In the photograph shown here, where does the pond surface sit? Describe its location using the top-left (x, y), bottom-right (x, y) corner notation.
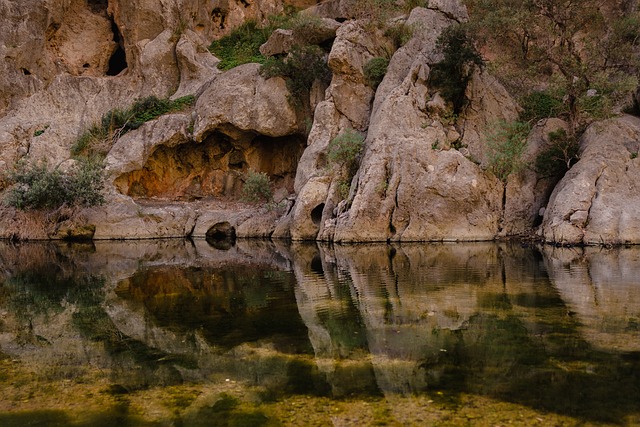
top-left (0, 239), bottom-right (639, 426)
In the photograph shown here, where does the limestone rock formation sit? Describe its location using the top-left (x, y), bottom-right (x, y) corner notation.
top-left (541, 115), bottom-right (640, 245)
top-left (259, 18), bottom-right (340, 56)
top-left (291, 6), bottom-right (507, 242)
top-left (194, 63), bottom-right (300, 139)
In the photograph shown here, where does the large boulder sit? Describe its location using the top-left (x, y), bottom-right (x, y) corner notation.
top-left (541, 115), bottom-right (640, 245)
top-left (194, 63), bottom-right (300, 139)
top-left (259, 18), bottom-right (341, 56)
top-left (331, 6), bottom-right (504, 242)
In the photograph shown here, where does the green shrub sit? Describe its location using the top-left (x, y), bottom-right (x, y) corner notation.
top-left (534, 129), bottom-right (579, 178)
top-left (429, 25), bottom-right (483, 114)
top-left (4, 159), bottom-right (105, 210)
top-left (72, 95), bottom-right (195, 158)
top-left (364, 57), bottom-right (389, 89)
top-left (242, 170), bottom-right (273, 203)
top-left (486, 120), bottom-right (531, 182)
top-left (328, 129), bottom-right (365, 170)
top-left (209, 21), bottom-right (272, 71)
top-left (520, 91), bottom-right (566, 122)
top-left (260, 45), bottom-right (331, 108)
top-left (384, 23), bottom-right (414, 49)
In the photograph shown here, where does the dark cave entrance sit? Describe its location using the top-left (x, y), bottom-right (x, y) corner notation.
top-left (107, 17), bottom-right (127, 76)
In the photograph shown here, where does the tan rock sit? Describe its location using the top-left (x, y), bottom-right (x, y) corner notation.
top-left (542, 115), bottom-right (640, 245)
top-left (194, 63), bottom-right (300, 139)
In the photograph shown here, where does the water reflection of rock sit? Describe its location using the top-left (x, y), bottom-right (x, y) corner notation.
top-left (543, 245), bottom-right (640, 352)
top-left (1, 239), bottom-right (639, 419)
top-left (0, 239), bottom-right (308, 393)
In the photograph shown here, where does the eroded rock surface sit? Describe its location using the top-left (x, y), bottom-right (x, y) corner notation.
top-left (541, 115), bottom-right (640, 245)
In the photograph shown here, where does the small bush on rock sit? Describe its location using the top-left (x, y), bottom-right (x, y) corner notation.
top-left (209, 21), bottom-right (272, 70)
top-left (486, 120), bottom-right (531, 182)
top-left (534, 129), bottom-right (580, 178)
top-left (328, 129), bottom-right (365, 171)
top-left (4, 159), bottom-right (105, 210)
top-left (429, 25), bottom-right (483, 114)
top-left (364, 57), bottom-right (389, 89)
top-left (520, 91), bottom-right (566, 123)
top-left (72, 95), bottom-right (194, 158)
top-left (260, 45), bottom-right (331, 109)
top-left (242, 170), bottom-right (273, 204)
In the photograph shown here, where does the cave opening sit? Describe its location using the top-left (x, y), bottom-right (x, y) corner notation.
top-left (114, 132), bottom-right (306, 202)
top-left (87, 0), bottom-right (109, 14)
top-left (311, 204), bottom-right (324, 226)
top-left (107, 18), bottom-right (127, 76)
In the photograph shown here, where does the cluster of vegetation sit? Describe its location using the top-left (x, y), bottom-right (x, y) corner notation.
top-left (534, 128), bottom-right (580, 178)
top-left (208, 12), bottom-right (327, 71)
top-left (3, 159), bottom-right (105, 210)
top-left (241, 169), bottom-right (273, 204)
top-left (467, 0), bottom-right (640, 129)
top-left (260, 45), bottom-right (331, 109)
top-left (208, 21), bottom-right (274, 71)
top-left (429, 25), bottom-right (484, 115)
top-left (328, 129), bottom-right (365, 200)
top-left (72, 95), bottom-right (194, 158)
top-left (485, 120), bottom-right (531, 182)
top-left (328, 129), bottom-right (365, 171)
top-left (364, 57), bottom-right (389, 89)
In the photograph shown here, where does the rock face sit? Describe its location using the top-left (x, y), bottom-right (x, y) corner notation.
top-left (290, 6), bottom-right (507, 242)
top-left (541, 115), bottom-right (640, 245)
top-left (1, 0), bottom-right (637, 244)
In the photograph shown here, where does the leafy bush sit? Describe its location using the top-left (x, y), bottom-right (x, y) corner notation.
top-left (364, 57), bottom-right (389, 89)
top-left (534, 129), bottom-right (579, 178)
top-left (4, 159), bottom-right (105, 210)
top-left (520, 91), bottom-right (566, 122)
top-left (486, 120), bottom-right (531, 182)
top-left (328, 129), bottom-right (365, 170)
top-left (242, 170), bottom-right (273, 203)
top-left (260, 45), bottom-right (331, 108)
top-left (72, 95), bottom-right (195, 158)
top-left (209, 21), bottom-right (273, 71)
top-left (429, 25), bottom-right (483, 114)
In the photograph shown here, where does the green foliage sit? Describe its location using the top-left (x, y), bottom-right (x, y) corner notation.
top-left (337, 179), bottom-right (351, 200)
top-left (327, 129), bottom-right (365, 171)
top-left (33, 125), bottom-right (49, 137)
top-left (384, 23), bottom-right (414, 49)
top-left (242, 170), bottom-right (273, 204)
top-left (208, 21), bottom-right (272, 70)
top-left (363, 57), bottom-right (389, 89)
top-left (430, 25), bottom-right (483, 114)
top-left (534, 129), bottom-right (579, 178)
top-left (72, 95), bottom-right (195, 158)
top-left (486, 120), bottom-right (531, 182)
top-left (260, 45), bottom-right (331, 108)
top-left (520, 91), bottom-right (566, 122)
top-left (4, 159), bottom-right (105, 210)
top-left (467, 0), bottom-right (640, 129)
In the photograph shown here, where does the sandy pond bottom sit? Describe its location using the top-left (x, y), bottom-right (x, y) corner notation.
top-left (2, 357), bottom-right (637, 427)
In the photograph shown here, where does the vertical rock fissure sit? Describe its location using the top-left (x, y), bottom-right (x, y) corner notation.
top-left (107, 16), bottom-right (127, 76)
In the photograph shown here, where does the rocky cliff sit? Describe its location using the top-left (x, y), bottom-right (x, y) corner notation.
top-left (0, 0), bottom-right (639, 245)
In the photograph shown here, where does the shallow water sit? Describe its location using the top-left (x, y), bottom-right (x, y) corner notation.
top-left (0, 239), bottom-right (638, 426)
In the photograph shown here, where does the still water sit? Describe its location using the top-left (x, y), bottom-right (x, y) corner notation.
top-left (0, 239), bottom-right (638, 426)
